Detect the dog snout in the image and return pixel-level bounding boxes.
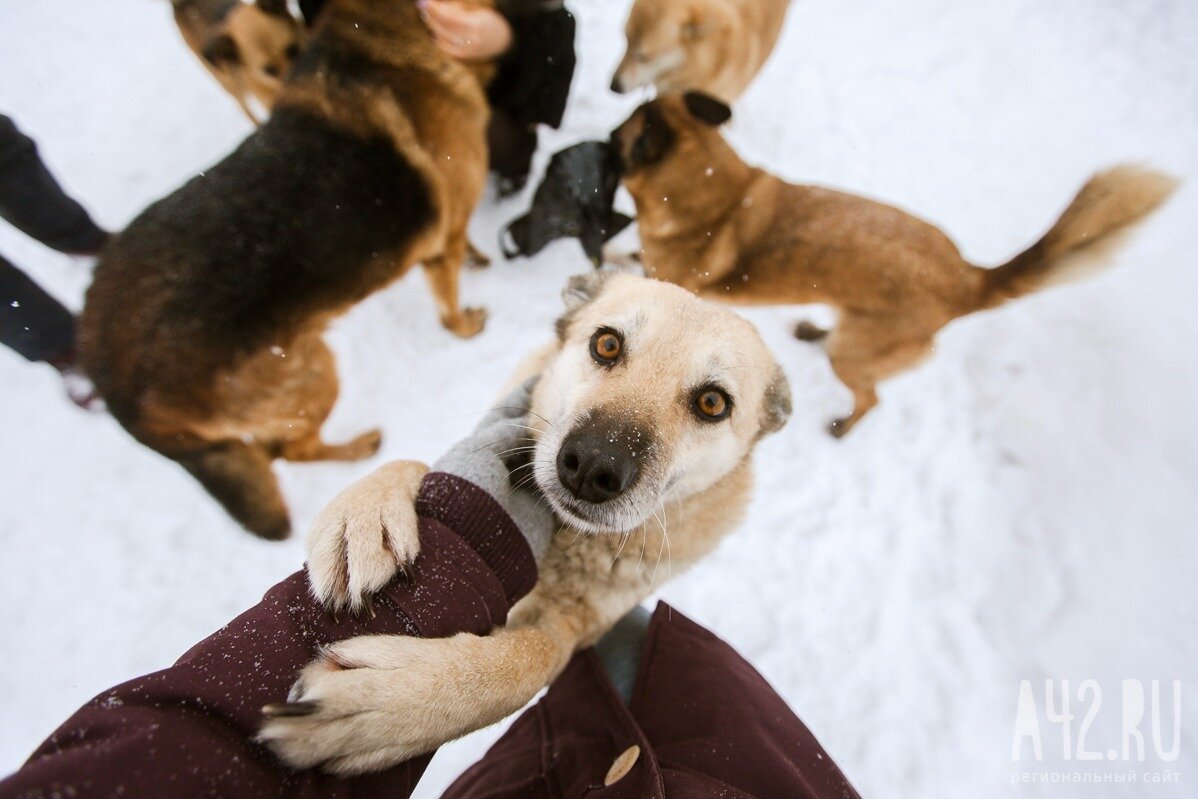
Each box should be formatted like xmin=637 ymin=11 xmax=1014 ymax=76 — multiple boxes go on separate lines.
xmin=557 ymin=431 xmax=640 ymax=504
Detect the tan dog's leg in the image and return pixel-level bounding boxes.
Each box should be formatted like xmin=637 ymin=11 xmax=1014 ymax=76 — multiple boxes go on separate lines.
xmin=261 ymin=551 xmax=650 ymax=774
xmin=260 ymin=619 xmax=569 ymax=774
xmin=422 ymin=237 xmax=486 ymax=338
xmin=304 ymin=460 xmax=429 ymax=612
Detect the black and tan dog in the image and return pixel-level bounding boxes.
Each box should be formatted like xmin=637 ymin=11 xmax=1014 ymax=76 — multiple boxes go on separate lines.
xmin=171 ymin=0 xmax=305 ymax=124
xmin=82 ymin=0 xmax=497 ymax=539
xmin=613 ymin=93 xmax=1177 ymax=436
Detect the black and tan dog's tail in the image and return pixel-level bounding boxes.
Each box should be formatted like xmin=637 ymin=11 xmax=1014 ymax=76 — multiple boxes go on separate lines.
xmin=978 ymin=165 xmax=1177 ymax=310
xmin=180 ymin=443 xmax=291 ymax=541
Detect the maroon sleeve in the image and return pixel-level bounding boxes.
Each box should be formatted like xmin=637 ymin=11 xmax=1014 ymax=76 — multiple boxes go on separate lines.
xmin=0 ymin=473 xmax=536 ymax=799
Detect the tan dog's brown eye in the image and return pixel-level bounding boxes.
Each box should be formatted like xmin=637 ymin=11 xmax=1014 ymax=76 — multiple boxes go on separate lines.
xmin=693 ymin=388 xmax=731 ymax=421
xmin=264 ymin=64 xmax=282 ymax=77
xmin=590 ymin=329 xmax=623 ymax=366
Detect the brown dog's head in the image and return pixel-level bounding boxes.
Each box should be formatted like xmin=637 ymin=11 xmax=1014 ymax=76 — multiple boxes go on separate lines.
xmin=611 ymin=91 xmax=732 ymax=181
xmin=611 ymin=0 xmax=736 ymax=97
xmin=529 ymin=272 xmax=790 ymax=533
xmin=185 ymin=0 xmax=304 ymax=116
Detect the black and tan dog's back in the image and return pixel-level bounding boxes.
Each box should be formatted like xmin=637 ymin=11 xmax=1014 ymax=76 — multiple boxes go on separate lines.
xmin=82 ymin=0 xmax=495 ymax=539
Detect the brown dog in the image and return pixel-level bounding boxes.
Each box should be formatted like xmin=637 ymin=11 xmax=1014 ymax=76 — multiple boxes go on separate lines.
xmin=171 ymin=0 xmax=305 ymax=124
xmin=81 ymin=0 xmax=496 ymax=539
xmin=611 ymin=0 xmax=792 ymax=101
xmin=614 ymin=93 xmax=1178 ymax=436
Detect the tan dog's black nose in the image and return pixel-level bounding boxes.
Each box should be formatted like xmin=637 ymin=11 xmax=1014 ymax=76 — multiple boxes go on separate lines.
xmin=557 ymin=432 xmax=639 ymax=504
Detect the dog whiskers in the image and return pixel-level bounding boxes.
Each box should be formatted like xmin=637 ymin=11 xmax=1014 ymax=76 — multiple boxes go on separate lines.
xmin=610 ymin=529 xmax=632 ymax=569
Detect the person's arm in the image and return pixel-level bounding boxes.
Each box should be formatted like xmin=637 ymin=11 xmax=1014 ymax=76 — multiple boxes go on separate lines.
xmin=0 ymin=387 xmax=547 ymax=799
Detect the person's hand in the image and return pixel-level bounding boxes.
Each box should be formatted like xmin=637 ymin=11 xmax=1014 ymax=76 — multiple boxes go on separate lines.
xmin=418 ymin=0 xmax=513 ymax=61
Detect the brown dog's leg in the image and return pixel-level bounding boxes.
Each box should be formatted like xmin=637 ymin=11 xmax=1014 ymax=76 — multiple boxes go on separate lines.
xmin=824 ymin=320 xmax=934 ymax=438
xmin=422 ymin=241 xmax=486 ymax=338
xmin=280 ymin=429 xmax=382 ymax=462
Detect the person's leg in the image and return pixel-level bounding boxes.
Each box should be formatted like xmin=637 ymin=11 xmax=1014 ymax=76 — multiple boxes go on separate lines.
xmin=0 ymin=253 xmax=75 ymax=364
xmin=0 ymin=253 xmax=98 ymax=408
xmin=593 ymin=605 xmax=651 ymax=704
xmin=297 ymin=0 xmax=325 ymax=26
xmin=0 ymin=115 xmax=107 ymax=254
xmin=486 ymin=108 xmax=537 ymax=197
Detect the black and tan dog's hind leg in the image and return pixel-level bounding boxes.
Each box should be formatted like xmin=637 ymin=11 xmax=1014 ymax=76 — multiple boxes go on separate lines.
xmin=422 ymin=236 xmax=487 ymax=338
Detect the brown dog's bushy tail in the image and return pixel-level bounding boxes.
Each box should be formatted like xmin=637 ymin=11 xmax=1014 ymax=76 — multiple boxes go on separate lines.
xmin=978 ymin=165 xmax=1177 ymax=310
xmin=179 ymin=443 xmax=292 ymax=540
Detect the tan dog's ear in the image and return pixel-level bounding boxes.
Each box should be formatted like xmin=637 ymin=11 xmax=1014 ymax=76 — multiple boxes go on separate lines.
xmin=556 ymin=272 xmax=616 ymax=340
xmin=256 ymin=0 xmax=292 ymax=17
xmin=759 ymin=366 xmax=792 ymax=437
xmin=683 ymin=92 xmax=732 ymax=126
xmin=562 ymin=271 xmax=615 ymax=310
xmin=202 ymin=33 xmax=240 ymax=67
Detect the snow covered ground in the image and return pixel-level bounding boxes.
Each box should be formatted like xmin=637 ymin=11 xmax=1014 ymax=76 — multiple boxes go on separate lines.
xmin=2 ymin=0 xmax=1196 ymax=796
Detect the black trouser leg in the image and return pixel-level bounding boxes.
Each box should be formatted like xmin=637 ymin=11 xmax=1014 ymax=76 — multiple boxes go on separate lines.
xmin=0 ymin=253 xmax=75 ymax=363
xmin=487 ymin=107 xmax=538 ymax=191
xmin=0 ymin=115 xmax=106 ymax=254
xmin=594 ymin=605 xmax=652 ymax=704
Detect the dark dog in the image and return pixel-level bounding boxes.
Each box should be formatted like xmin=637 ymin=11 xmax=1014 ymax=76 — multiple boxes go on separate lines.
xmin=81 ymin=0 xmax=497 ymax=539
xmin=501 ymin=141 xmax=632 ymax=266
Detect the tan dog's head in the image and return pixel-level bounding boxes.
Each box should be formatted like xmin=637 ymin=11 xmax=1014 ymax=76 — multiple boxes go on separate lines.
xmin=529 ymin=273 xmax=791 ymax=533
xmin=611 ymin=92 xmax=734 ymax=183
xmin=611 ymin=0 xmax=736 ymax=97
xmin=179 ymin=0 xmax=304 ymax=115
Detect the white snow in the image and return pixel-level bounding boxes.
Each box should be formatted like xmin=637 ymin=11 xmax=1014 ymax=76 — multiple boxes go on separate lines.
xmin=1 ymin=1 xmax=1196 ymax=796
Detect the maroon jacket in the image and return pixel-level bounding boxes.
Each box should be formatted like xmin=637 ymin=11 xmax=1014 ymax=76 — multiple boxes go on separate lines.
xmin=0 ymin=474 xmax=859 ymax=799
xmin=0 ymin=473 xmax=536 ymax=799
xmin=442 ymin=603 xmax=861 ymax=799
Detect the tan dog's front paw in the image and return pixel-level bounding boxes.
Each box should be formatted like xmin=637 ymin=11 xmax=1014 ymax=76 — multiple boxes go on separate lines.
xmin=306 ymin=461 xmax=429 ymax=611
xmin=260 ymin=634 xmax=489 ymax=774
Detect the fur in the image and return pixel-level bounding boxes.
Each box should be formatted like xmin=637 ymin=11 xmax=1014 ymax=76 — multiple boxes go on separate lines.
xmin=613 ymin=94 xmax=1179 ymax=436
xmin=81 ymin=0 xmax=497 ymax=539
xmin=259 ymin=273 xmax=792 ymax=772
xmin=611 ymin=0 xmax=792 ymax=102
xmin=171 ymin=0 xmax=305 ymax=124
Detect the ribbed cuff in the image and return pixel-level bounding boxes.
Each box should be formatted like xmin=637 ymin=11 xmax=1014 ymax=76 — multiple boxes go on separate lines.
xmin=416 ymin=472 xmax=538 ymax=608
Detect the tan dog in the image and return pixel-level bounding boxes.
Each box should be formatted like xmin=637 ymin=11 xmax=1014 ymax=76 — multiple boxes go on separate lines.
xmin=611 ymin=0 xmax=792 ymax=101
xmin=81 ymin=0 xmax=496 ymax=539
xmin=613 ymin=93 xmax=1178 ymax=436
xmin=258 ymin=272 xmax=793 ymax=773
xmin=172 ymin=0 xmax=305 ymax=124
